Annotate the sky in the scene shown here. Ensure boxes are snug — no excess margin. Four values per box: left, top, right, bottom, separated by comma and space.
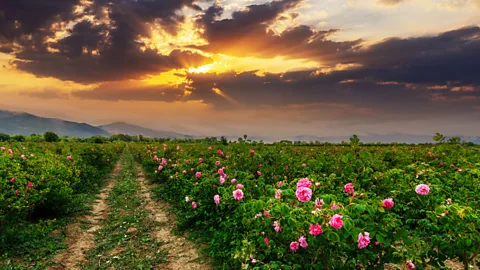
0, 0, 479, 139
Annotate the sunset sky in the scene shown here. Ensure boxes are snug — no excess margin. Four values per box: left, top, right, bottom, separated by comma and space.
1, 0, 479, 139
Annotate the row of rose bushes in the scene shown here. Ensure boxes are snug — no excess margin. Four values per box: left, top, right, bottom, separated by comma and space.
133, 143, 480, 269
0, 142, 123, 259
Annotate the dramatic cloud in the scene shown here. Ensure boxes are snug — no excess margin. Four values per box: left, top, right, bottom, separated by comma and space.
1, 0, 213, 83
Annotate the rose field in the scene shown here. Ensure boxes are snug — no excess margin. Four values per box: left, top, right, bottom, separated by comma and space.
1, 140, 479, 269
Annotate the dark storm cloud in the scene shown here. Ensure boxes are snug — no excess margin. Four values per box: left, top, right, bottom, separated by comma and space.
1, 0, 213, 83
0, 0, 80, 40
193, 0, 361, 60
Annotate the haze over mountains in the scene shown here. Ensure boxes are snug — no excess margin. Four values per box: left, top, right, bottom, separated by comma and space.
0, 110, 478, 143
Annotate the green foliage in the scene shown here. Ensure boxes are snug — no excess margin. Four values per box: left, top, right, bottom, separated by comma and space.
0, 142, 124, 264
133, 142, 480, 269
43, 131, 59, 142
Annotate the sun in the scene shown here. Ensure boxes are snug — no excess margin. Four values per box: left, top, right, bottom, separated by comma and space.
188, 64, 215, 74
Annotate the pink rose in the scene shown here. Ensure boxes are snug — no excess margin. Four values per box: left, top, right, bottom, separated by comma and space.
66, 155, 72, 160
273, 221, 281, 232
185, 196, 190, 202
406, 261, 415, 270
214, 195, 220, 205
302, 163, 306, 167
290, 241, 299, 252
199, 158, 203, 163
231, 178, 237, 184
415, 184, 430, 195
295, 187, 312, 202
257, 171, 261, 176
208, 146, 212, 150
10, 177, 15, 183
329, 214, 344, 229
215, 161, 221, 165
264, 237, 269, 247
192, 201, 197, 209
344, 183, 354, 194
15, 190, 19, 195
250, 149, 255, 155
299, 236, 308, 248
219, 176, 225, 185
358, 232, 371, 249
0, 147, 5, 151
195, 172, 202, 178
309, 223, 323, 236
233, 189, 244, 200
154, 156, 159, 161
297, 178, 312, 188
382, 198, 394, 209
158, 165, 163, 171
8, 149, 13, 155
182, 170, 187, 174
236, 184, 244, 189
27, 181, 33, 189
275, 189, 282, 199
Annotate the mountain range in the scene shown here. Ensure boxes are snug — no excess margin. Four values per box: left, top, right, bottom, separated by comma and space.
0, 110, 478, 143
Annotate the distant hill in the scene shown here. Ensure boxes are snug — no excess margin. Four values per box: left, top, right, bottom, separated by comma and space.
98, 122, 190, 139
0, 110, 110, 137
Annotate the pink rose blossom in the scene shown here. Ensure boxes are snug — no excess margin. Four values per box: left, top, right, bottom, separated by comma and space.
295, 187, 312, 202
192, 201, 197, 209
154, 156, 159, 161
231, 178, 237, 184
161, 158, 167, 165
375, 241, 380, 246
67, 156, 72, 160
8, 149, 13, 155
275, 189, 282, 199
15, 190, 19, 195
257, 171, 261, 176
458, 169, 462, 173
406, 261, 415, 270
382, 198, 394, 209
233, 189, 244, 200
309, 224, 323, 236
10, 177, 15, 183
236, 184, 244, 189
415, 184, 430, 195
215, 161, 221, 165
358, 232, 371, 249
182, 170, 187, 174
273, 221, 281, 232
264, 237, 269, 247
344, 183, 354, 194
27, 181, 33, 189
214, 195, 221, 205
277, 181, 283, 187
290, 241, 299, 252
442, 171, 446, 175
158, 165, 163, 171
219, 176, 225, 184
329, 214, 344, 229
299, 236, 308, 248
297, 178, 312, 188
195, 172, 202, 178
176, 145, 181, 150
208, 146, 212, 150
302, 163, 306, 167
0, 147, 5, 151
330, 203, 340, 210
185, 196, 190, 202
250, 149, 255, 155
199, 158, 203, 163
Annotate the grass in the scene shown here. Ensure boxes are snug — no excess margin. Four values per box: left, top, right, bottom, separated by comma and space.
81, 149, 168, 269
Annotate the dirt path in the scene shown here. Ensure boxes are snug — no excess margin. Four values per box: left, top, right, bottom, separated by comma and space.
135, 164, 211, 270
48, 158, 122, 270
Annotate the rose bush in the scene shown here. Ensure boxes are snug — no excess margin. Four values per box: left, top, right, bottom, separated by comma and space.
133, 142, 480, 269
